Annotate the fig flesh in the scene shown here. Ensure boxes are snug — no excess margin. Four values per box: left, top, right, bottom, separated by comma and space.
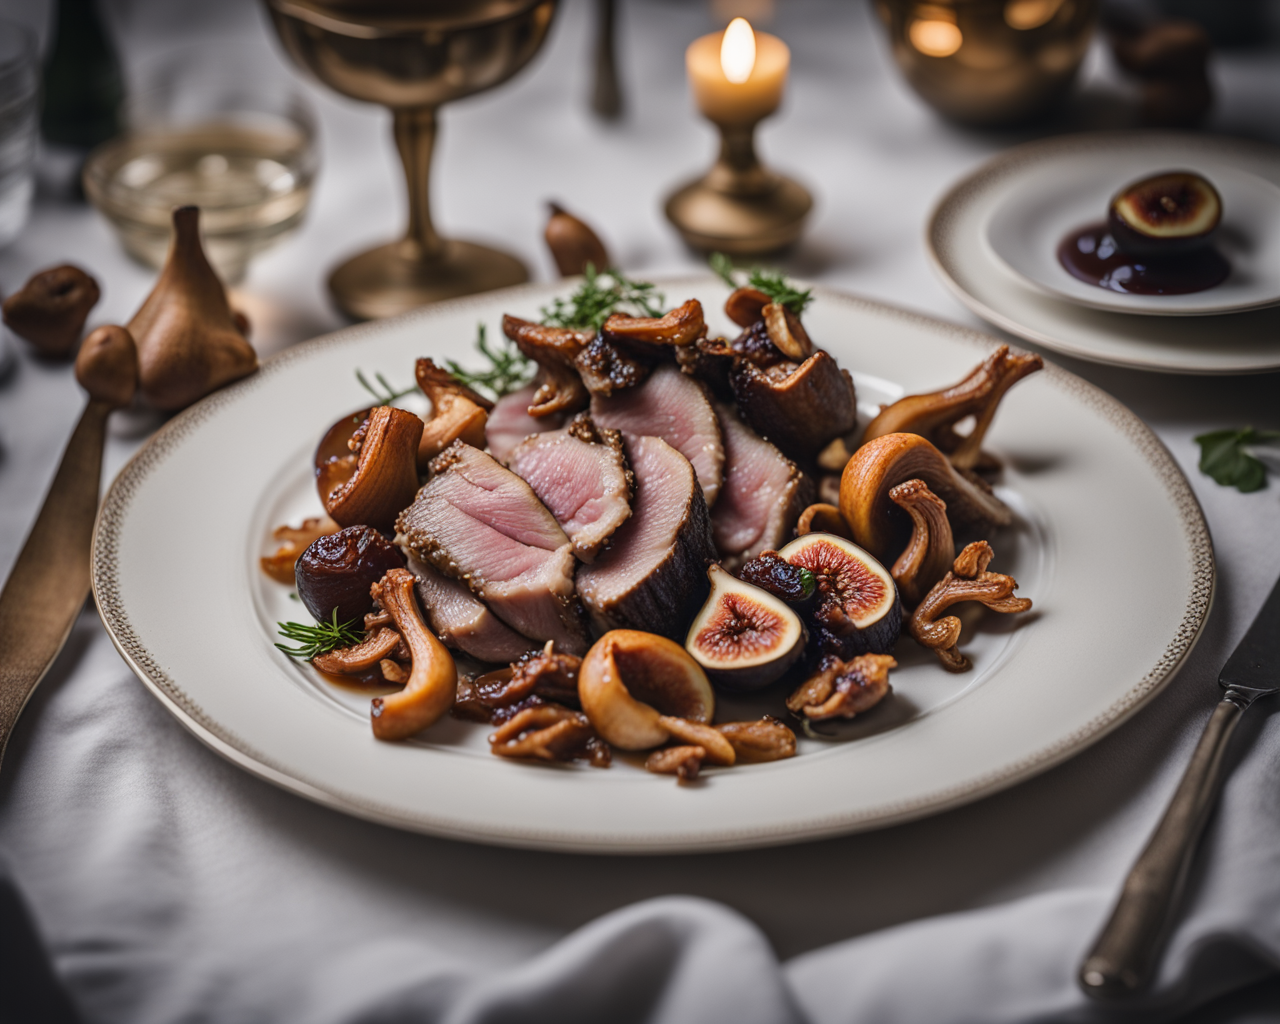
685, 565, 807, 691
1108, 171, 1221, 257
777, 533, 902, 658
296, 525, 406, 625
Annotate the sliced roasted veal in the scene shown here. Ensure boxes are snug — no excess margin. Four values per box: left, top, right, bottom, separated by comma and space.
507, 415, 633, 563
577, 435, 716, 641
396, 441, 588, 655
405, 552, 536, 664
710, 402, 813, 569
591, 363, 725, 508
485, 383, 564, 464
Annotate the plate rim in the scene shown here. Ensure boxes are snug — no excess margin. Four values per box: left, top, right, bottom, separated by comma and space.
927, 129, 1280, 374
91, 278, 1216, 853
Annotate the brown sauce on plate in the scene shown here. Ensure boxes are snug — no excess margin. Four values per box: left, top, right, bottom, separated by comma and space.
1057, 222, 1230, 295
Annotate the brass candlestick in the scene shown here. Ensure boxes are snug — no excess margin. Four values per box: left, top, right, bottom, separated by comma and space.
265, 0, 557, 320
665, 117, 811, 255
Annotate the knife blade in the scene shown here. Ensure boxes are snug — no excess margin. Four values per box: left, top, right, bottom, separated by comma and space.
1079, 569, 1280, 998
0, 400, 111, 770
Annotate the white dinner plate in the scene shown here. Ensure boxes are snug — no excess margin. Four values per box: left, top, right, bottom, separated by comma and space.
93, 278, 1214, 853
985, 158, 1280, 316
930, 132, 1280, 373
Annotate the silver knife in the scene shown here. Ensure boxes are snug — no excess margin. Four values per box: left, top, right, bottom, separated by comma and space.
1079, 569, 1280, 998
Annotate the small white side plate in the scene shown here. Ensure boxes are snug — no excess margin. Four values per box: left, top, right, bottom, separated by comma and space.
985, 158, 1280, 316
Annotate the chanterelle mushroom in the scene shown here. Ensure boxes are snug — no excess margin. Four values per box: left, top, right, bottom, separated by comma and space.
862, 346, 1043, 473
577, 630, 715, 751
888, 479, 954, 607
787, 654, 896, 721
414, 357, 492, 468
840, 432, 1012, 568
368, 568, 457, 739
908, 541, 1032, 672
489, 704, 609, 767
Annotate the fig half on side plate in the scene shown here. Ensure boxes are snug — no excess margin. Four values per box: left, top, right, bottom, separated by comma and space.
1108, 171, 1221, 258
686, 564, 807, 691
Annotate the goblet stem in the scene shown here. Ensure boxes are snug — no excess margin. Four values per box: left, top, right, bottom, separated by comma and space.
393, 106, 445, 259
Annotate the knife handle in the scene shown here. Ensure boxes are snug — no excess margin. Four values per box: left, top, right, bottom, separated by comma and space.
0, 400, 111, 769
1079, 695, 1247, 998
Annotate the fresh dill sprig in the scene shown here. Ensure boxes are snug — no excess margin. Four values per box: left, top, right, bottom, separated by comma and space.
275, 609, 363, 660
539, 263, 666, 331
445, 323, 534, 400
356, 369, 415, 405
708, 252, 814, 316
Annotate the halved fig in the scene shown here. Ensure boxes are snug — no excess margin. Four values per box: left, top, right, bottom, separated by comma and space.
1108, 171, 1221, 257
685, 564, 806, 691
777, 533, 902, 658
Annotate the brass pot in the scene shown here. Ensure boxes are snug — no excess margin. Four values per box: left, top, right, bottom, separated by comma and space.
873, 0, 1098, 126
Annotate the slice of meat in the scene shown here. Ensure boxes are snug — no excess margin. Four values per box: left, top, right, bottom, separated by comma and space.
485, 384, 564, 464
590, 363, 724, 508
507, 415, 633, 563
406, 552, 536, 664
396, 442, 588, 655
577, 435, 716, 641
710, 403, 815, 570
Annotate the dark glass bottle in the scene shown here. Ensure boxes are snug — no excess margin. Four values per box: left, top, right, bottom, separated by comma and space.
40, 0, 124, 149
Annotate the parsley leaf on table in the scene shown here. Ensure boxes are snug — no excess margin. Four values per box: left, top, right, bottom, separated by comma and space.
1194, 427, 1280, 493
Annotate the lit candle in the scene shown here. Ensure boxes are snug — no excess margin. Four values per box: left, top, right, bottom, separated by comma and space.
686, 18, 790, 125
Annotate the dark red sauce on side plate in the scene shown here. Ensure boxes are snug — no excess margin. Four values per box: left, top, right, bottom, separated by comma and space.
1057, 222, 1230, 295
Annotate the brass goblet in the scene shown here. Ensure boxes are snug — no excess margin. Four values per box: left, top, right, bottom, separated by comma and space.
265, 0, 557, 320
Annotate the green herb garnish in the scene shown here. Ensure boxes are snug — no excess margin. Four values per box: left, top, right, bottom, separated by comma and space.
445, 323, 534, 400
539, 263, 665, 331
356, 369, 415, 405
1194, 427, 1280, 493
275, 609, 363, 660
797, 567, 816, 600
709, 251, 814, 316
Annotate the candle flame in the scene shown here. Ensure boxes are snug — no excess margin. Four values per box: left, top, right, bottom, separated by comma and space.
720, 18, 756, 84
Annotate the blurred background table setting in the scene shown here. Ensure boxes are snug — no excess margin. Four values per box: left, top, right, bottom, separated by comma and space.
1, 0, 1280, 1021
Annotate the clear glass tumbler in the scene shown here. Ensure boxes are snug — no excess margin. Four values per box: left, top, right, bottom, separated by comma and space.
83, 47, 318, 283
0, 19, 39, 248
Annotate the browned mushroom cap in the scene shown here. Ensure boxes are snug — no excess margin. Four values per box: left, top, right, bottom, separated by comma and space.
796, 503, 852, 540
840, 433, 1012, 567
724, 286, 771, 328
645, 745, 705, 781
545, 202, 610, 278
731, 351, 857, 460
489, 704, 608, 766
311, 627, 403, 674
414, 357, 492, 468
3, 264, 101, 358
324, 406, 423, 533
862, 346, 1043, 472
578, 629, 715, 750
502, 315, 592, 417
368, 568, 458, 739
74, 324, 137, 409
907, 541, 1032, 672
888, 479, 954, 607
761, 303, 812, 361
602, 299, 705, 348
657, 715, 735, 766
786, 653, 896, 721
715, 717, 796, 762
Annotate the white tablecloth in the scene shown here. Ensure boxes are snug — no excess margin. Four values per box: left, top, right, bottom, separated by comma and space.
2, 1, 1279, 1021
